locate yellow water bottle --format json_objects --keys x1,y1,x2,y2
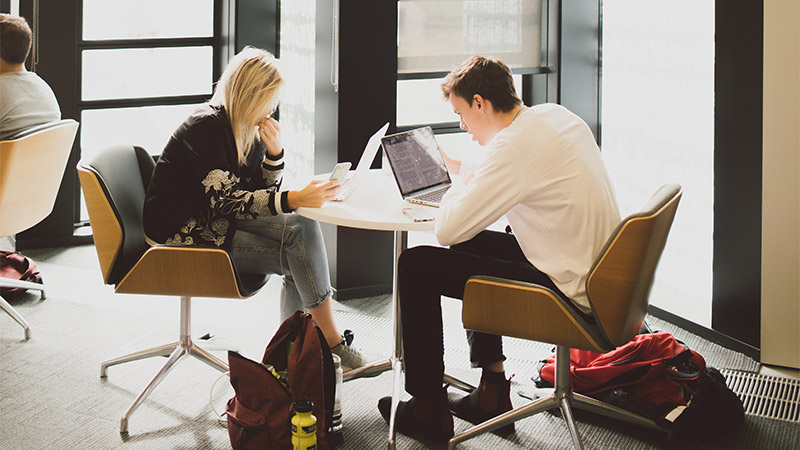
[{"x1": 291, "y1": 397, "x2": 317, "y2": 450}]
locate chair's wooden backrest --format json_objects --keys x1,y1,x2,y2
[
  {"x1": 0, "y1": 119, "x2": 79, "y2": 237},
  {"x1": 586, "y1": 184, "x2": 682, "y2": 347},
  {"x1": 76, "y1": 145, "x2": 155, "y2": 285}
]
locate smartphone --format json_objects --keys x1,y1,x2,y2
[
  {"x1": 402, "y1": 207, "x2": 435, "y2": 223},
  {"x1": 329, "y1": 162, "x2": 352, "y2": 182}
]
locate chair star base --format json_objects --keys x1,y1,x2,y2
[
  {"x1": 447, "y1": 346, "x2": 667, "y2": 449},
  {"x1": 100, "y1": 297, "x2": 229, "y2": 435},
  {"x1": 0, "y1": 294, "x2": 32, "y2": 340},
  {"x1": 0, "y1": 278, "x2": 46, "y2": 340}
]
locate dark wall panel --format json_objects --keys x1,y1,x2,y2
[
  {"x1": 17, "y1": 0, "x2": 82, "y2": 249},
  {"x1": 314, "y1": 0, "x2": 396, "y2": 299},
  {"x1": 712, "y1": 1, "x2": 763, "y2": 349},
  {"x1": 236, "y1": 0, "x2": 278, "y2": 55},
  {"x1": 334, "y1": 0, "x2": 397, "y2": 299},
  {"x1": 559, "y1": 1, "x2": 601, "y2": 142}
]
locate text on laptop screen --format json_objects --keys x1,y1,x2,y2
[{"x1": 382, "y1": 127, "x2": 450, "y2": 195}]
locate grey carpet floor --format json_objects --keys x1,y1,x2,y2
[{"x1": 0, "y1": 243, "x2": 797, "y2": 449}]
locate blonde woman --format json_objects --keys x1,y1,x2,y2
[{"x1": 143, "y1": 47, "x2": 365, "y2": 370}]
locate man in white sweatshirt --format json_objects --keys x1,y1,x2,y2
[{"x1": 378, "y1": 55, "x2": 621, "y2": 443}]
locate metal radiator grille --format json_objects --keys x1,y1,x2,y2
[{"x1": 720, "y1": 369, "x2": 800, "y2": 423}]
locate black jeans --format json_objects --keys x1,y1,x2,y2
[{"x1": 398, "y1": 229, "x2": 566, "y2": 398}]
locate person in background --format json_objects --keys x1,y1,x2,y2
[
  {"x1": 378, "y1": 55, "x2": 620, "y2": 442},
  {"x1": 0, "y1": 14, "x2": 60, "y2": 140},
  {"x1": 143, "y1": 47, "x2": 366, "y2": 371}
]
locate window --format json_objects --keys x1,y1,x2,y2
[
  {"x1": 80, "y1": 105, "x2": 200, "y2": 164},
  {"x1": 81, "y1": 47, "x2": 212, "y2": 101},
  {"x1": 396, "y1": 75, "x2": 523, "y2": 128},
  {"x1": 77, "y1": 0, "x2": 221, "y2": 222},
  {"x1": 601, "y1": 0, "x2": 715, "y2": 326},
  {"x1": 82, "y1": 0, "x2": 213, "y2": 40},
  {"x1": 397, "y1": 0, "x2": 542, "y2": 74}
]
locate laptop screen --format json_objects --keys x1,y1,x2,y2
[
  {"x1": 381, "y1": 126, "x2": 451, "y2": 196},
  {"x1": 354, "y1": 122, "x2": 390, "y2": 177}
]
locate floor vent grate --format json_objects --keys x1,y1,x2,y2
[{"x1": 720, "y1": 368, "x2": 800, "y2": 423}]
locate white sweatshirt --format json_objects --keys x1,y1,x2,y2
[{"x1": 435, "y1": 103, "x2": 620, "y2": 313}]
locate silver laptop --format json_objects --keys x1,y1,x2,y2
[
  {"x1": 381, "y1": 126, "x2": 451, "y2": 207},
  {"x1": 333, "y1": 122, "x2": 390, "y2": 201}
]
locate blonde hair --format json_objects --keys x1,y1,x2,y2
[{"x1": 210, "y1": 47, "x2": 283, "y2": 166}]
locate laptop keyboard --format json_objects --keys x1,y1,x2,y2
[{"x1": 414, "y1": 185, "x2": 450, "y2": 203}]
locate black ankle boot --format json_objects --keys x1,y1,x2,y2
[
  {"x1": 448, "y1": 371, "x2": 515, "y2": 435},
  {"x1": 378, "y1": 390, "x2": 454, "y2": 443}
]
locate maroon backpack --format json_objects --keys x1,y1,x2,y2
[
  {"x1": 0, "y1": 250, "x2": 43, "y2": 295},
  {"x1": 226, "y1": 311, "x2": 337, "y2": 449}
]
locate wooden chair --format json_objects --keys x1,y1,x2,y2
[
  {"x1": 449, "y1": 184, "x2": 683, "y2": 449},
  {"x1": 0, "y1": 119, "x2": 79, "y2": 340},
  {"x1": 77, "y1": 144, "x2": 270, "y2": 434}
]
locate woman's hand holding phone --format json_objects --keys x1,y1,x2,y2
[
  {"x1": 288, "y1": 180, "x2": 340, "y2": 209},
  {"x1": 287, "y1": 162, "x2": 350, "y2": 209}
]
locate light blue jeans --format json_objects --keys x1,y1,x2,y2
[{"x1": 231, "y1": 213, "x2": 333, "y2": 321}]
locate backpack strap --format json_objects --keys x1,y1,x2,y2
[
  {"x1": 664, "y1": 349, "x2": 705, "y2": 381},
  {"x1": 315, "y1": 322, "x2": 337, "y2": 436}
]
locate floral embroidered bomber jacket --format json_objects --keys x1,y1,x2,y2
[{"x1": 143, "y1": 104, "x2": 292, "y2": 250}]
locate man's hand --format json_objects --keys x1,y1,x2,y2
[
  {"x1": 257, "y1": 116, "x2": 282, "y2": 157},
  {"x1": 439, "y1": 145, "x2": 462, "y2": 175},
  {"x1": 287, "y1": 180, "x2": 341, "y2": 209}
]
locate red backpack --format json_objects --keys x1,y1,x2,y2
[
  {"x1": 0, "y1": 250, "x2": 43, "y2": 295},
  {"x1": 540, "y1": 332, "x2": 703, "y2": 404},
  {"x1": 537, "y1": 332, "x2": 744, "y2": 439}
]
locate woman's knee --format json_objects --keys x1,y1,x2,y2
[
  {"x1": 283, "y1": 213, "x2": 318, "y2": 231},
  {"x1": 283, "y1": 214, "x2": 323, "y2": 244}
]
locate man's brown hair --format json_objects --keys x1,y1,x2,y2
[
  {"x1": 441, "y1": 55, "x2": 521, "y2": 113},
  {"x1": 0, "y1": 14, "x2": 33, "y2": 65}
]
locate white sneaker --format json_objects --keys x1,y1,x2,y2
[{"x1": 330, "y1": 329, "x2": 365, "y2": 371}]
